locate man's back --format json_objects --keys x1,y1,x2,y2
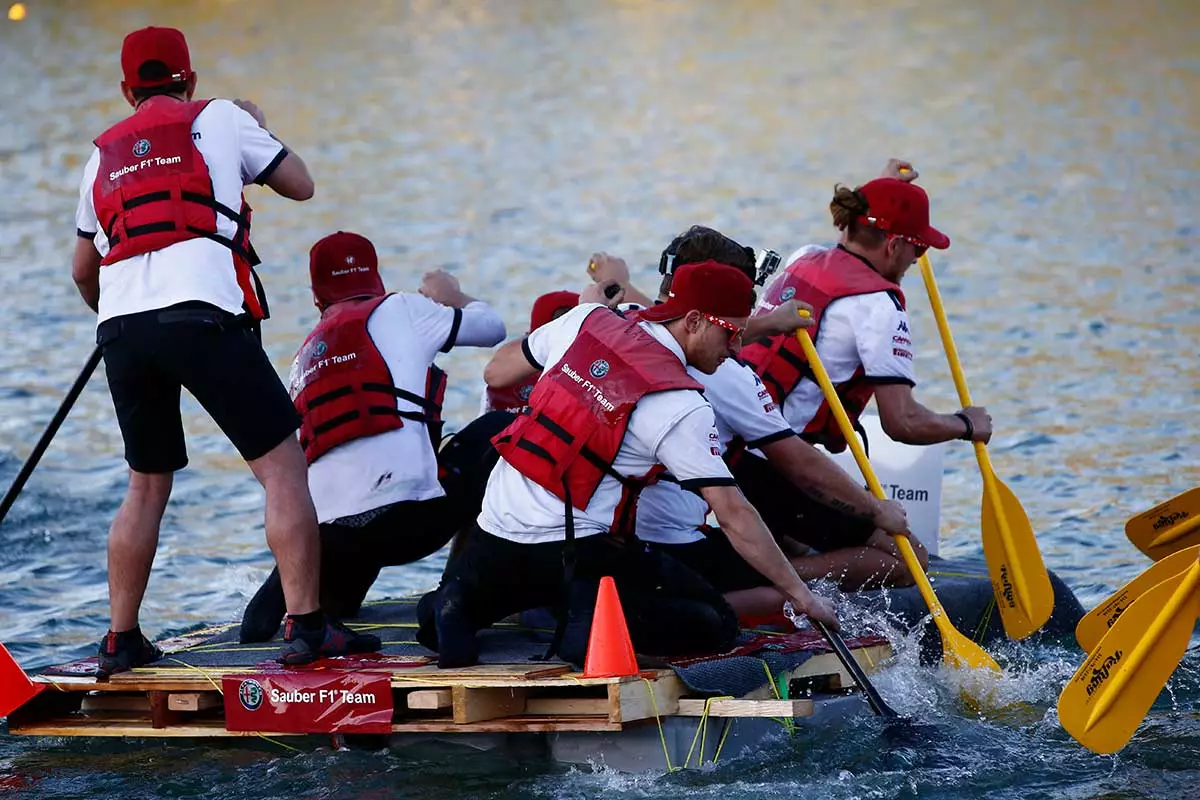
[{"x1": 76, "y1": 99, "x2": 285, "y2": 323}]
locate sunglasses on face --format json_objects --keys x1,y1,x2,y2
[
  {"x1": 702, "y1": 313, "x2": 744, "y2": 342},
  {"x1": 890, "y1": 233, "x2": 928, "y2": 258}
]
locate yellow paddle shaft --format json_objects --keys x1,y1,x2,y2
[
  {"x1": 917, "y1": 254, "x2": 1032, "y2": 610},
  {"x1": 793, "y1": 325, "x2": 947, "y2": 623},
  {"x1": 1085, "y1": 557, "x2": 1200, "y2": 731}
]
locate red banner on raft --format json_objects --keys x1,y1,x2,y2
[{"x1": 222, "y1": 671, "x2": 393, "y2": 733}]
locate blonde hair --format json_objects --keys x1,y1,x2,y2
[{"x1": 830, "y1": 184, "x2": 884, "y2": 245}]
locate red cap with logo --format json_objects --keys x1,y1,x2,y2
[
  {"x1": 309, "y1": 231, "x2": 386, "y2": 309},
  {"x1": 636, "y1": 260, "x2": 755, "y2": 324},
  {"x1": 121, "y1": 27, "x2": 194, "y2": 89},
  {"x1": 857, "y1": 178, "x2": 950, "y2": 250},
  {"x1": 529, "y1": 291, "x2": 580, "y2": 331}
]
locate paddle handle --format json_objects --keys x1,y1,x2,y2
[
  {"x1": 793, "y1": 327, "x2": 953, "y2": 627},
  {"x1": 919, "y1": 254, "x2": 1032, "y2": 606},
  {"x1": 811, "y1": 619, "x2": 900, "y2": 718},
  {"x1": 0, "y1": 345, "x2": 103, "y2": 526}
]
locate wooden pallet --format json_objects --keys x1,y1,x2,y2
[{"x1": 8, "y1": 645, "x2": 891, "y2": 739}]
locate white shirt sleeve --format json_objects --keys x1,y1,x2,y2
[
  {"x1": 451, "y1": 301, "x2": 507, "y2": 349},
  {"x1": 223, "y1": 99, "x2": 286, "y2": 185},
  {"x1": 703, "y1": 363, "x2": 794, "y2": 448},
  {"x1": 391, "y1": 292, "x2": 460, "y2": 362},
  {"x1": 853, "y1": 292, "x2": 918, "y2": 386},
  {"x1": 651, "y1": 402, "x2": 736, "y2": 489},
  {"x1": 75, "y1": 149, "x2": 101, "y2": 237}
]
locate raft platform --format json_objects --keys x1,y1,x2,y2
[{"x1": 4, "y1": 557, "x2": 1085, "y2": 770}]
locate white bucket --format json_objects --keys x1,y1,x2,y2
[{"x1": 819, "y1": 411, "x2": 945, "y2": 556}]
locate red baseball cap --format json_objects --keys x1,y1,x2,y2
[
  {"x1": 637, "y1": 261, "x2": 755, "y2": 324},
  {"x1": 857, "y1": 178, "x2": 950, "y2": 250},
  {"x1": 309, "y1": 232, "x2": 386, "y2": 309},
  {"x1": 121, "y1": 27, "x2": 194, "y2": 89},
  {"x1": 530, "y1": 291, "x2": 579, "y2": 331}
]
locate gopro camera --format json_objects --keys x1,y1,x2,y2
[{"x1": 754, "y1": 249, "x2": 782, "y2": 286}]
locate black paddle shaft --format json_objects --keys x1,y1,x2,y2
[
  {"x1": 0, "y1": 345, "x2": 103, "y2": 526},
  {"x1": 812, "y1": 619, "x2": 901, "y2": 719}
]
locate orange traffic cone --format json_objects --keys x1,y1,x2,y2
[
  {"x1": 0, "y1": 642, "x2": 43, "y2": 718},
  {"x1": 582, "y1": 576, "x2": 639, "y2": 678}
]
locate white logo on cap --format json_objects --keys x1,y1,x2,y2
[{"x1": 346, "y1": 255, "x2": 356, "y2": 265}]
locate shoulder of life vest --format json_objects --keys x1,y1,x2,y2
[
  {"x1": 293, "y1": 295, "x2": 448, "y2": 464},
  {"x1": 491, "y1": 308, "x2": 701, "y2": 531},
  {"x1": 740, "y1": 247, "x2": 904, "y2": 449},
  {"x1": 92, "y1": 99, "x2": 263, "y2": 314}
]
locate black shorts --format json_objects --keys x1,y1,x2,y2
[
  {"x1": 98, "y1": 302, "x2": 301, "y2": 473},
  {"x1": 731, "y1": 452, "x2": 876, "y2": 552},
  {"x1": 651, "y1": 532, "x2": 768, "y2": 593}
]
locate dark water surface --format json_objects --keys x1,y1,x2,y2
[{"x1": 1, "y1": 0, "x2": 1197, "y2": 797}]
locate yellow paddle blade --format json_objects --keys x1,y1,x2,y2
[
  {"x1": 1058, "y1": 557, "x2": 1200, "y2": 754},
  {"x1": 1075, "y1": 544, "x2": 1200, "y2": 652},
  {"x1": 1126, "y1": 487, "x2": 1200, "y2": 561},
  {"x1": 980, "y1": 472, "x2": 1055, "y2": 640}
]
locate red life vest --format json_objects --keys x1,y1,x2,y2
[
  {"x1": 92, "y1": 97, "x2": 265, "y2": 318},
  {"x1": 492, "y1": 308, "x2": 702, "y2": 537},
  {"x1": 292, "y1": 295, "x2": 447, "y2": 464},
  {"x1": 484, "y1": 380, "x2": 536, "y2": 414},
  {"x1": 740, "y1": 246, "x2": 906, "y2": 453}
]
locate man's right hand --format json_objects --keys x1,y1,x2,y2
[
  {"x1": 579, "y1": 278, "x2": 624, "y2": 309},
  {"x1": 420, "y1": 269, "x2": 469, "y2": 308},
  {"x1": 788, "y1": 586, "x2": 840, "y2": 631},
  {"x1": 958, "y1": 406, "x2": 993, "y2": 443},
  {"x1": 872, "y1": 498, "x2": 909, "y2": 536},
  {"x1": 233, "y1": 99, "x2": 267, "y2": 128},
  {"x1": 881, "y1": 158, "x2": 917, "y2": 182}
]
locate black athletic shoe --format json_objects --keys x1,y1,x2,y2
[
  {"x1": 430, "y1": 583, "x2": 479, "y2": 669},
  {"x1": 277, "y1": 617, "x2": 382, "y2": 666},
  {"x1": 96, "y1": 629, "x2": 163, "y2": 679},
  {"x1": 240, "y1": 567, "x2": 286, "y2": 643}
]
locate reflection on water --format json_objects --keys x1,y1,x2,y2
[{"x1": 0, "y1": 0, "x2": 1197, "y2": 797}]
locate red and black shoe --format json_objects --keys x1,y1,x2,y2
[
  {"x1": 96, "y1": 628, "x2": 163, "y2": 679},
  {"x1": 277, "y1": 617, "x2": 382, "y2": 666}
]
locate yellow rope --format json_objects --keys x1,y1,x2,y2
[
  {"x1": 712, "y1": 716, "x2": 733, "y2": 764},
  {"x1": 639, "y1": 676, "x2": 676, "y2": 772}
]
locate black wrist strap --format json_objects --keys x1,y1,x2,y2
[{"x1": 954, "y1": 412, "x2": 974, "y2": 442}]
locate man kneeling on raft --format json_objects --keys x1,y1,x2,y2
[
  {"x1": 416, "y1": 262, "x2": 839, "y2": 668},
  {"x1": 588, "y1": 227, "x2": 922, "y2": 621}
]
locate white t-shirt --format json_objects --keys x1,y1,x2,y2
[
  {"x1": 75, "y1": 98, "x2": 286, "y2": 324},
  {"x1": 636, "y1": 359, "x2": 794, "y2": 545},
  {"x1": 768, "y1": 245, "x2": 917, "y2": 433},
  {"x1": 297, "y1": 294, "x2": 506, "y2": 523},
  {"x1": 477, "y1": 303, "x2": 736, "y2": 544}
]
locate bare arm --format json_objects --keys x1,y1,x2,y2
[
  {"x1": 700, "y1": 484, "x2": 839, "y2": 629},
  {"x1": 484, "y1": 338, "x2": 539, "y2": 389},
  {"x1": 759, "y1": 436, "x2": 907, "y2": 534},
  {"x1": 874, "y1": 384, "x2": 991, "y2": 445},
  {"x1": 72, "y1": 238, "x2": 102, "y2": 312},
  {"x1": 262, "y1": 149, "x2": 314, "y2": 201}
]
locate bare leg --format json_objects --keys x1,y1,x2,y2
[
  {"x1": 108, "y1": 470, "x2": 173, "y2": 631},
  {"x1": 247, "y1": 436, "x2": 320, "y2": 615}
]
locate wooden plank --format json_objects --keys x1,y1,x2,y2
[
  {"x1": 167, "y1": 692, "x2": 221, "y2": 712},
  {"x1": 676, "y1": 698, "x2": 814, "y2": 718},
  {"x1": 451, "y1": 686, "x2": 527, "y2": 724},
  {"x1": 741, "y1": 644, "x2": 892, "y2": 700},
  {"x1": 80, "y1": 694, "x2": 150, "y2": 712},
  {"x1": 7, "y1": 716, "x2": 282, "y2": 738},
  {"x1": 609, "y1": 675, "x2": 683, "y2": 723},
  {"x1": 407, "y1": 689, "x2": 453, "y2": 710},
  {"x1": 392, "y1": 715, "x2": 620, "y2": 734},
  {"x1": 524, "y1": 697, "x2": 609, "y2": 716}
]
